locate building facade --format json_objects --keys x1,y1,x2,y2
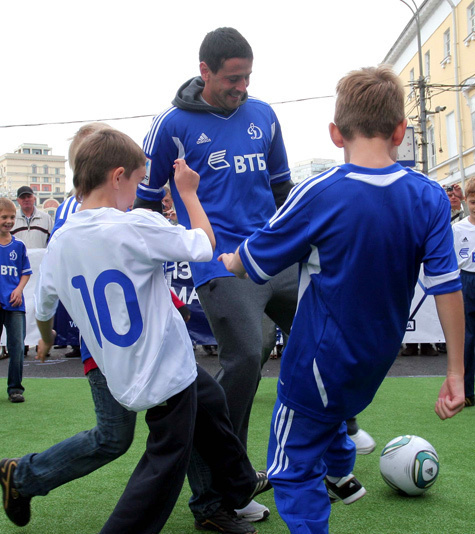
[
  {"x1": 0, "y1": 143, "x2": 66, "y2": 212},
  {"x1": 385, "y1": 0, "x2": 475, "y2": 188},
  {"x1": 291, "y1": 158, "x2": 338, "y2": 184}
]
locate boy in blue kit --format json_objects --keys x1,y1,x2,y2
[
  {"x1": 0, "y1": 198, "x2": 32, "y2": 403},
  {"x1": 219, "y1": 65, "x2": 465, "y2": 533}
]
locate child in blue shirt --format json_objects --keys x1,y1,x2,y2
[
  {"x1": 219, "y1": 65, "x2": 465, "y2": 534},
  {"x1": 0, "y1": 198, "x2": 32, "y2": 403}
]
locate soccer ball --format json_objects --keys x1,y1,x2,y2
[{"x1": 380, "y1": 435, "x2": 439, "y2": 496}]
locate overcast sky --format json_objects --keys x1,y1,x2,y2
[{"x1": 0, "y1": 0, "x2": 417, "y2": 189}]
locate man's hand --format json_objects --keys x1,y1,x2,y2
[
  {"x1": 36, "y1": 329, "x2": 56, "y2": 363},
  {"x1": 218, "y1": 252, "x2": 248, "y2": 279}
]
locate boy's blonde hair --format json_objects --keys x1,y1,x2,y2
[
  {"x1": 334, "y1": 65, "x2": 405, "y2": 141},
  {"x1": 68, "y1": 122, "x2": 112, "y2": 172},
  {"x1": 73, "y1": 129, "x2": 146, "y2": 201},
  {"x1": 0, "y1": 198, "x2": 16, "y2": 213},
  {"x1": 464, "y1": 178, "x2": 475, "y2": 198}
]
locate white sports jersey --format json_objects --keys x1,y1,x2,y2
[
  {"x1": 453, "y1": 217, "x2": 475, "y2": 272},
  {"x1": 35, "y1": 207, "x2": 213, "y2": 411}
]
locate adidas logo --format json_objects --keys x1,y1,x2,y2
[{"x1": 197, "y1": 133, "x2": 211, "y2": 144}]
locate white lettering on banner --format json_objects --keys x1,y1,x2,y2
[
  {"x1": 1, "y1": 265, "x2": 18, "y2": 276},
  {"x1": 172, "y1": 262, "x2": 192, "y2": 280},
  {"x1": 234, "y1": 153, "x2": 266, "y2": 174},
  {"x1": 177, "y1": 286, "x2": 200, "y2": 305}
]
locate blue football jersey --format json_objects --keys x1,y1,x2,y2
[
  {"x1": 140, "y1": 97, "x2": 290, "y2": 287},
  {"x1": 0, "y1": 236, "x2": 32, "y2": 312},
  {"x1": 240, "y1": 162, "x2": 461, "y2": 422}
]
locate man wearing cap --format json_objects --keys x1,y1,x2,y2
[{"x1": 12, "y1": 187, "x2": 54, "y2": 249}]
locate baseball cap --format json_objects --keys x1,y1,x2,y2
[{"x1": 17, "y1": 186, "x2": 34, "y2": 198}]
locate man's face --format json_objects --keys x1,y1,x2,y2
[
  {"x1": 17, "y1": 193, "x2": 35, "y2": 214},
  {"x1": 162, "y1": 192, "x2": 173, "y2": 211},
  {"x1": 446, "y1": 189, "x2": 461, "y2": 210},
  {"x1": 200, "y1": 57, "x2": 252, "y2": 111}
]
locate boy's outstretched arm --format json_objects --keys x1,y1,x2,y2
[
  {"x1": 35, "y1": 318, "x2": 56, "y2": 363},
  {"x1": 218, "y1": 248, "x2": 247, "y2": 279},
  {"x1": 173, "y1": 159, "x2": 215, "y2": 251},
  {"x1": 434, "y1": 290, "x2": 465, "y2": 419}
]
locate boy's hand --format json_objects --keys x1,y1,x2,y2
[
  {"x1": 218, "y1": 252, "x2": 248, "y2": 279},
  {"x1": 35, "y1": 329, "x2": 56, "y2": 363},
  {"x1": 9, "y1": 288, "x2": 23, "y2": 307},
  {"x1": 174, "y1": 159, "x2": 199, "y2": 197},
  {"x1": 435, "y1": 374, "x2": 465, "y2": 419}
]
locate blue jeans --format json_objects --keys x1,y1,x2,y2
[
  {"x1": 14, "y1": 367, "x2": 137, "y2": 497},
  {"x1": 0, "y1": 309, "x2": 26, "y2": 395}
]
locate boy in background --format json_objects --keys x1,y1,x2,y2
[
  {"x1": 0, "y1": 198, "x2": 31, "y2": 403},
  {"x1": 452, "y1": 177, "x2": 475, "y2": 407},
  {"x1": 219, "y1": 65, "x2": 464, "y2": 533}
]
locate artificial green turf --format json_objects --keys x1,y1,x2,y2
[{"x1": 1, "y1": 376, "x2": 474, "y2": 533}]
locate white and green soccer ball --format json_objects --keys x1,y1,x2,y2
[{"x1": 380, "y1": 435, "x2": 439, "y2": 496}]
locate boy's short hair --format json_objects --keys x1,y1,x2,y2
[
  {"x1": 199, "y1": 27, "x2": 253, "y2": 73},
  {"x1": 68, "y1": 122, "x2": 112, "y2": 172},
  {"x1": 0, "y1": 198, "x2": 16, "y2": 213},
  {"x1": 465, "y1": 178, "x2": 475, "y2": 198},
  {"x1": 334, "y1": 65, "x2": 405, "y2": 140},
  {"x1": 73, "y1": 129, "x2": 146, "y2": 201}
]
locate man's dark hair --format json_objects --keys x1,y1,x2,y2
[{"x1": 199, "y1": 27, "x2": 253, "y2": 73}]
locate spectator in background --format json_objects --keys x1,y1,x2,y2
[
  {"x1": 162, "y1": 185, "x2": 178, "y2": 224},
  {"x1": 446, "y1": 183, "x2": 468, "y2": 224},
  {"x1": 11, "y1": 186, "x2": 53, "y2": 249}
]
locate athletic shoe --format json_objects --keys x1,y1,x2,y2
[
  {"x1": 464, "y1": 396, "x2": 475, "y2": 407},
  {"x1": 235, "y1": 499, "x2": 270, "y2": 522},
  {"x1": 349, "y1": 429, "x2": 376, "y2": 455},
  {"x1": 8, "y1": 393, "x2": 25, "y2": 403},
  {"x1": 0, "y1": 458, "x2": 31, "y2": 526},
  {"x1": 249, "y1": 470, "x2": 272, "y2": 501},
  {"x1": 325, "y1": 474, "x2": 366, "y2": 505},
  {"x1": 194, "y1": 506, "x2": 256, "y2": 533}
]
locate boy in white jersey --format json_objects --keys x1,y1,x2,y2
[
  {"x1": 219, "y1": 65, "x2": 465, "y2": 533},
  {"x1": 453, "y1": 177, "x2": 475, "y2": 407},
  {"x1": 34, "y1": 129, "x2": 215, "y2": 533}
]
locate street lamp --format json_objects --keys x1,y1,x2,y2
[{"x1": 400, "y1": 0, "x2": 428, "y2": 174}]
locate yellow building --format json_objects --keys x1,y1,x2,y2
[
  {"x1": 0, "y1": 143, "x2": 67, "y2": 213},
  {"x1": 385, "y1": 0, "x2": 475, "y2": 188}
]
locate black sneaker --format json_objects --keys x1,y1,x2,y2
[
  {"x1": 249, "y1": 470, "x2": 272, "y2": 501},
  {"x1": 0, "y1": 458, "x2": 31, "y2": 526},
  {"x1": 325, "y1": 474, "x2": 366, "y2": 505},
  {"x1": 8, "y1": 393, "x2": 25, "y2": 403},
  {"x1": 195, "y1": 506, "x2": 256, "y2": 533}
]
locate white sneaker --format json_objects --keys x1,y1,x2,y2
[
  {"x1": 349, "y1": 429, "x2": 376, "y2": 455},
  {"x1": 235, "y1": 499, "x2": 270, "y2": 522}
]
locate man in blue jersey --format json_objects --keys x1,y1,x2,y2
[
  {"x1": 219, "y1": 65, "x2": 465, "y2": 533},
  {"x1": 137, "y1": 27, "x2": 298, "y2": 526}
]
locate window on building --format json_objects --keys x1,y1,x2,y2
[
  {"x1": 44, "y1": 177, "x2": 49, "y2": 183},
  {"x1": 31, "y1": 177, "x2": 37, "y2": 182},
  {"x1": 32, "y1": 149, "x2": 42, "y2": 155},
  {"x1": 468, "y1": 2, "x2": 475, "y2": 34},
  {"x1": 43, "y1": 149, "x2": 50, "y2": 155},
  {"x1": 446, "y1": 112, "x2": 457, "y2": 158},
  {"x1": 427, "y1": 125, "x2": 436, "y2": 169},
  {"x1": 424, "y1": 51, "x2": 430, "y2": 79},
  {"x1": 55, "y1": 167, "x2": 60, "y2": 174},
  {"x1": 43, "y1": 165, "x2": 48, "y2": 174},
  {"x1": 55, "y1": 177, "x2": 60, "y2": 183},
  {"x1": 471, "y1": 95, "x2": 475, "y2": 144},
  {"x1": 23, "y1": 148, "x2": 30, "y2": 154},
  {"x1": 31, "y1": 164, "x2": 37, "y2": 173},
  {"x1": 444, "y1": 29, "x2": 451, "y2": 58},
  {"x1": 31, "y1": 184, "x2": 40, "y2": 191},
  {"x1": 55, "y1": 187, "x2": 61, "y2": 193},
  {"x1": 42, "y1": 184, "x2": 51, "y2": 192}
]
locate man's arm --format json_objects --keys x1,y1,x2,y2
[
  {"x1": 434, "y1": 290, "x2": 465, "y2": 419},
  {"x1": 271, "y1": 180, "x2": 294, "y2": 209}
]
